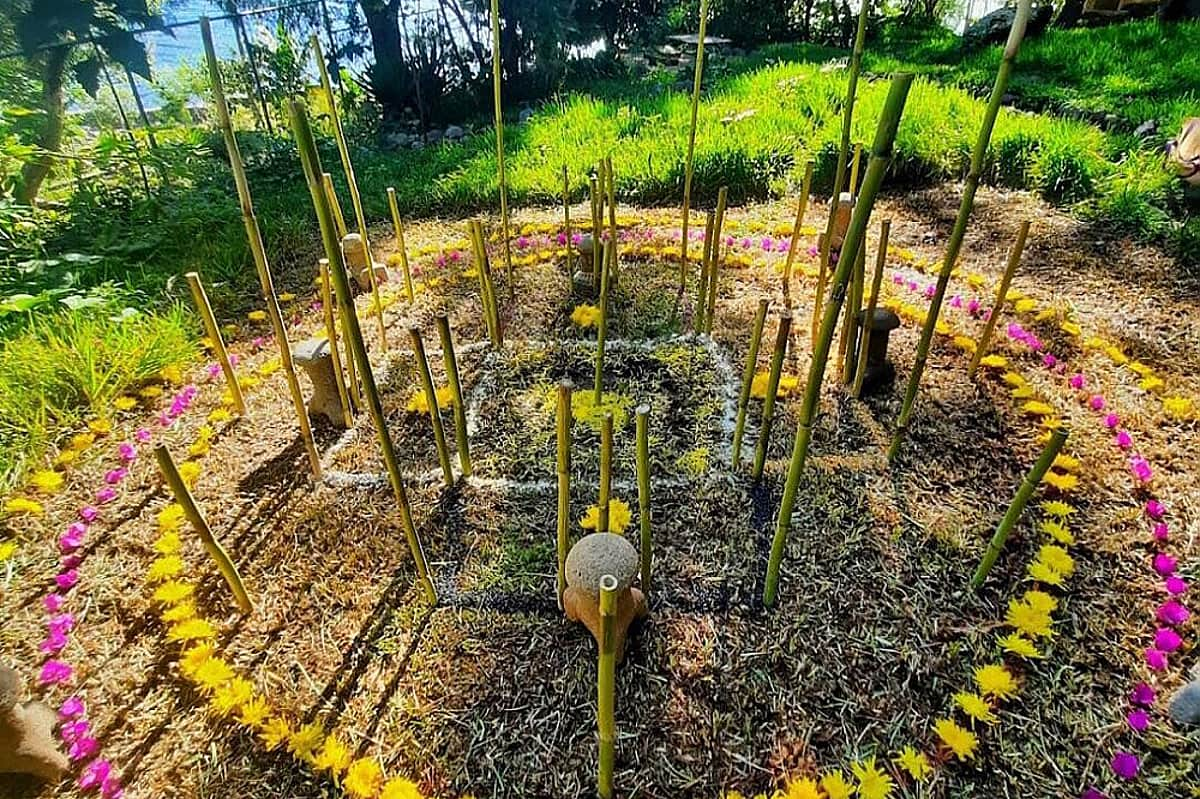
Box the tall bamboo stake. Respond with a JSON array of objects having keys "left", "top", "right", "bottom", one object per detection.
[
  {"left": 155, "top": 445, "right": 252, "bottom": 613},
  {"left": 477, "top": 222, "right": 503, "bottom": 346},
  {"left": 695, "top": 211, "right": 715, "bottom": 333},
  {"left": 840, "top": 245, "right": 866, "bottom": 384},
  {"left": 488, "top": 0, "right": 514, "bottom": 292},
  {"left": 470, "top": 220, "right": 501, "bottom": 346},
  {"left": 590, "top": 172, "right": 602, "bottom": 285},
  {"left": 556, "top": 380, "right": 572, "bottom": 609},
  {"left": 678, "top": 0, "right": 711, "bottom": 295},
  {"left": 704, "top": 185, "right": 727, "bottom": 335},
  {"left": 811, "top": 232, "right": 829, "bottom": 347},
  {"left": 594, "top": 242, "right": 612, "bottom": 404},
  {"left": 764, "top": 74, "right": 915, "bottom": 607},
  {"left": 324, "top": 175, "right": 362, "bottom": 410},
  {"left": 310, "top": 35, "right": 388, "bottom": 352},
  {"left": 732, "top": 299, "right": 769, "bottom": 467},
  {"left": 319, "top": 259, "right": 354, "bottom": 427},
  {"left": 597, "top": 573, "right": 618, "bottom": 799},
  {"left": 201, "top": 18, "right": 322, "bottom": 481},
  {"left": 605, "top": 156, "right": 618, "bottom": 279},
  {"left": 848, "top": 142, "right": 863, "bottom": 197},
  {"left": 889, "top": 0, "right": 1032, "bottom": 462},
  {"left": 781, "top": 161, "right": 814, "bottom": 304},
  {"left": 386, "top": 187, "right": 416, "bottom": 302},
  {"left": 971, "top": 426, "right": 1069, "bottom": 589},
  {"left": 185, "top": 272, "right": 245, "bottom": 415},
  {"left": 436, "top": 313, "right": 472, "bottom": 477},
  {"left": 322, "top": 173, "right": 348, "bottom": 238},
  {"left": 968, "top": 220, "right": 1031, "bottom": 377},
  {"left": 752, "top": 312, "right": 792, "bottom": 480},
  {"left": 635, "top": 404, "right": 651, "bottom": 596},
  {"left": 851, "top": 220, "right": 891, "bottom": 397},
  {"left": 562, "top": 165, "right": 573, "bottom": 273},
  {"left": 290, "top": 98, "right": 437, "bottom": 604},
  {"left": 599, "top": 411, "right": 613, "bottom": 532},
  {"left": 410, "top": 327, "right": 454, "bottom": 487}
]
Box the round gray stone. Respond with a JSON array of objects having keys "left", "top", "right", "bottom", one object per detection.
[
  {"left": 565, "top": 532, "right": 638, "bottom": 595},
  {"left": 1168, "top": 680, "right": 1200, "bottom": 726}
]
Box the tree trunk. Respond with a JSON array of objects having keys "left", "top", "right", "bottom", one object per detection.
[
  {"left": 360, "top": 0, "right": 408, "bottom": 115},
  {"left": 16, "top": 47, "right": 69, "bottom": 205}
]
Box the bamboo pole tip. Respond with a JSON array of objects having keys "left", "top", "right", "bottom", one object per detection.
[
  {"left": 636, "top": 404, "right": 650, "bottom": 416},
  {"left": 185, "top": 271, "right": 200, "bottom": 280}
]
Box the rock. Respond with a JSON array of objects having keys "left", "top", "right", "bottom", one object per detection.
[
  {"left": 444, "top": 125, "right": 465, "bottom": 141},
  {"left": 291, "top": 338, "right": 348, "bottom": 428},
  {"left": 385, "top": 131, "right": 411, "bottom": 149},
  {"left": 340, "top": 234, "right": 389, "bottom": 292},
  {"left": 577, "top": 233, "right": 596, "bottom": 257},
  {"left": 425, "top": 129, "right": 443, "bottom": 145},
  {"left": 518, "top": 108, "right": 535, "bottom": 124},
  {"left": 565, "top": 532, "right": 639, "bottom": 596},
  {"left": 1169, "top": 679, "right": 1200, "bottom": 725},
  {"left": 1134, "top": 119, "right": 1158, "bottom": 138},
  {"left": 963, "top": 3, "right": 1053, "bottom": 49},
  {"left": 0, "top": 664, "right": 69, "bottom": 781}
]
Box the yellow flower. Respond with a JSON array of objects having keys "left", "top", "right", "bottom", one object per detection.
[
  {"left": 154, "top": 531, "right": 183, "bottom": 554},
  {"left": 1139, "top": 375, "right": 1165, "bottom": 393},
  {"left": 974, "top": 664, "right": 1018, "bottom": 701},
  {"left": 248, "top": 310, "right": 268, "bottom": 322},
  {"left": 70, "top": 432, "right": 97, "bottom": 451},
  {"left": 782, "top": 778, "right": 821, "bottom": 799},
  {"left": 178, "top": 642, "right": 217, "bottom": 678},
  {"left": 819, "top": 770, "right": 854, "bottom": 799},
  {"left": 1013, "top": 298, "right": 1037, "bottom": 314},
  {"left": 168, "top": 617, "right": 218, "bottom": 642},
  {"left": 997, "top": 633, "right": 1042, "bottom": 659},
  {"left": 54, "top": 449, "right": 78, "bottom": 468},
  {"left": 260, "top": 716, "right": 293, "bottom": 750},
  {"left": 146, "top": 556, "right": 185, "bottom": 583},
  {"left": 1051, "top": 453, "right": 1080, "bottom": 473},
  {"left": 3, "top": 497, "right": 44, "bottom": 516},
  {"left": 278, "top": 292, "right": 297, "bottom": 303},
  {"left": 1041, "top": 470, "right": 1077, "bottom": 492},
  {"left": 380, "top": 777, "right": 424, "bottom": 799},
  {"left": 952, "top": 335, "right": 976, "bottom": 353},
  {"left": 178, "top": 461, "right": 202, "bottom": 488},
  {"left": 1041, "top": 500, "right": 1074, "bottom": 518},
  {"left": 159, "top": 364, "right": 183, "bottom": 384},
  {"left": 1001, "top": 371, "right": 1027, "bottom": 387},
  {"left": 1059, "top": 320, "right": 1081, "bottom": 337},
  {"left": 1006, "top": 597, "right": 1053, "bottom": 638},
  {"left": 313, "top": 735, "right": 352, "bottom": 776},
  {"left": 238, "top": 375, "right": 261, "bottom": 391},
  {"left": 1021, "top": 400, "right": 1055, "bottom": 417},
  {"left": 1163, "top": 396, "right": 1194, "bottom": 419},
  {"left": 191, "top": 656, "right": 234, "bottom": 692},
  {"left": 210, "top": 677, "right": 254, "bottom": 716},
  {"left": 345, "top": 758, "right": 385, "bottom": 798},
  {"left": 966, "top": 272, "right": 986, "bottom": 288},
  {"left": 1038, "top": 545, "right": 1074, "bottom": 577},
  {"left": 288, "top": 721, "right": 325, "bottom": 764},
  {"left": 1038, "top": 520, "right": 1073, "bottom": 545},
  {"left": 208, "top": 408, "right": 233, "bottom": 424},
  {"left": 1034, "top": 307, "right": 1058, "bottom": 323},
  {"left": 851, "top": 756, "right": 894, "bottom": 799},
  {"left": 238, "top": 696, "right": 273, "bottom": 729},
  {"left": 953, "top": 691, "right": 998, "bottom": 724},
  {"left": 88, "top": 418, "right": 112, "bottom": 436},
  {"left": 893, "top": 746, "right": 932, "bottom": 781},
  {"left": 152, "top": 579, "right": 195, "bottom": 605},
  {"left": 188, "top": 438, "right": 212, "bottom": 458},
  {"left": 1010, "top": 385, "right": 1035, "bottom": 399},
  {"left": 1026, "top": 560, "right": 1065, "bottom": 586},
  {"left": 405, "top": 386, "right": 455, "bottom": 415},
  {"left": 114, "top": 395, "right": 138, "bottom": 411},
  {"left": 158, "top": 503, "right": 186, "bottom": 531},
  {"left": 978, "top": 354, "right": 1007, "bottom": 369},
  {"left": 29, "top": 469, "right": 64, "bottom": 494},
  {"left": 258, "top": 359, "right": 281, "bottom": 377},
  {"left": 934, "top": 718, "right": 978, "bottom": 761},
  {"left": 570, "top": 304, "right": 602, "bottom": 328},
  {"left": 0, "top": 540, "right": 18, "bottom": 562},
  {"left": 1023, "top": 589, "right": 1059, "bottom": 614},
  {"left": 161, "top": 602, "right": 196, "bottom": 624},
  {"left": 579, "top": 498, "right": 632, "bottom": 534},
  {"left": 139, "top": 385, "right": 164, "bottom": 400},
  {"left": 1105, "top": 345, "right": 1128, "bottom": 365}
]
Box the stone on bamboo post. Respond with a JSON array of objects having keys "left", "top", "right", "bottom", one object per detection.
[
  {"left": 853, "top": 309, "right": 901, "bottom": 396},
  {"left": 0, "top": 664, "right": 68, "bottom": 781},
  {"left": 341, "top": 233, "right": 389, "bottom": 293},
  {"left": 563, "top": 533, "right": 648, "bottom": 663},
  {"left": 830, "top": 191, "right": 853, "bottom": 251},
  {"left": 291, "top": 337, "right": 348, "bottom": 427}
]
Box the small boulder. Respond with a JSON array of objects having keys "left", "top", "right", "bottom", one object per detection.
[
  {"left": 444, "top": 125, "right": 465, "bottom": 141},
  {"left": 1169, "top": 679, "right": 1200, "bottom": 726},
  {"left": 518, "top": 108, "right": 535, "bottom": 124},
  {"left": 0, "top": 664, "right": 69, "bottom": 781},
  {"left": 425, "top": 129, "right": 444, "bottom": 145},
  {"left": 565, "top": 532, "right": 639, "bottom": 596}
]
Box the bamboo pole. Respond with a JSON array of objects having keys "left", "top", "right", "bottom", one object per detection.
[
  {"left": 386, "top": 187, "right": 416, "bottom": 302},
  {"left": 635, "top": 404, "right": 651, "bottom": 596},
  {"left": 155, "top": 445, "right": 252, "bottom": 613},
  {"left": 605, "top": 157, "right": 618, "bottom": 281},
  {"left": 319, "top": 259, "right": 354, "bottom": 427},
  {"left": 410, "top": 327, "right": 454, "bottom": 487},
  {"left": 968, "top": 220, "right": 1031, "bottom": 377},
  {"left": 851, "top": 220, "right": 891, "bottom": 398},
  {"left": 556, "top": 380, "right": 572, "bottom": 609},
  {"left": 590, "top": 172, "right": 602, "bottom": 286},
  {"left": 310, "top": 35, "right": 388, "bottom": 353},
  {"left": 705, "top": 185, "right": 727, "bottom": 335},
  {"left": 478, "top": 222, "right": 503, "bottom": 347},
  {"left": 598, "top": 411, "right": 613, "bottom": 532},
  {"left": 290, "top": 98, "right": 437, "bottom": 604},
  {"left": 488, "top": 0, "right": 514, "bottom": 292},
  {"left": 436, "top": 313, "right": 472, "bottom": 477},
  {"left": 971, "top": 426, "right": 1069, "bottom": 589},
  {"left": 732, "top": 299, "right": 769, "bottom": 467},
  {"left": 468, "top": 220, "right": 493, "bottom": 343},
  {"left": 695, "top": 211, "right": 715, "bottom": 333},
  {"left": 752, "top": 312, "right": 792, "bottom": 480},
  {"left": 811, "top": 232, "right": 829, "bottom": 347},
  {"left": 597, "top": 573, "right": 618, "bottom": 799},
  {"left": 323, "top": 217, "right": 362, "bottom": 411},
  {"left": 201, "top": 18, "right": 322, "bottom": 481},
  {"left": 678, "top": 0, "right": 711, "bottom": 296},
  {"left": 562, "top": 165, "right": 573, "bottom": 274},
  {"left": 323, "top": 173, "right": 348, "bottom": 238},
  {"left": 185, "top": 272, "right": 245, "bottom": 415},
  {"left": 848, "top": 142, "right": 863, "bottom": 197},
  {"left": 781, "top": 161, "right": 814, "bottom": 304},
  {"left": 764, "top": 74, "right": 915, "bottom": 607},
  {"left": 594, "top": 242, "right": 612, "bottom": 404},
  {"left": 839, "top": 244, "right": 866, "bottom": 384},
  {"left": 889, "top": 0, "right": 1032, "bottom": 462}
]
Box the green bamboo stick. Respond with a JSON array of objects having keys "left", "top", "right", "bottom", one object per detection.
[
  {"left": 478, "top": 222, "right": 503, "bottom": 346},
  {"left": 562, "top": 165, "right": 573, "bottom": 273},
  {"left": 598, "top": 411, "right": 613, "bottom": 533},
  {"left": 752, "top": 311, "right": 792, "bottom": 480},
  {"left": 310, "top": 35, "right": 388, "bottom": 352},
  {"left": 597, "top": 572, "right": 618, "bottom": 799},
  {"left": 322, "top": 173, "right": 348, "bottom": 239},
  {"left": 635, "top": 404, "right": 651, "bottom": 596},
  {"left": 605, "top": 156, "right": 618, "bottom": 280},
  {"left": 324, "top": 172, "right": 362, "bottom": 412},
  {"left": 781, "top": 161, "right": 814, "bottom": 304},
  {"left": 889, "top": 0, "right": 1032, "bottom": 462},
  {"left": 155, "top": 445, "right": 252, "bottom": 613},
  {"left": 436, "top": 313, "right": 472, "bottom": 477},
  {"left": 410, "top": 327, "right": 454, "bottom": 487},
  {"left": 811, "top": 232, "right": 829, "bottom": 347},
  {"left": 556, "top": 380, "right": 572, "bottom": 609},
  {"left": 590, "top": 172, "right": 602, "bottom": 285},
  {"left": 695, "top": 211, "right": 715, "bottom": 333},
  {"left": 705, "top": 185, "right": 727, "bottom": 335},
  {"left": 488, "top": 0, "right": 513, "bottom": 291},
  {"left": 840, "top": 244, "right": 866, "bottom": 384},
  {"left": 678, "top": 0, "right": 710, "bottom": 294},
  {"left": 851, "top": 219, "right": 891, "bottom": 398},
  {"left": 594, "top": 242, "right": 612, "bottom": 404},
  {"left": 185, "top": 272, "right": 245, "bottom": 415},
  {"left": 968, "top": 220, "right": 1031, "bottom": 377},
  {"left": 386, "top": 187, "right": 416, "bottom": 303},
  {"left": 732, "top": 299, "right": 769, "bottom": 467},
  {"left": 764, "top": 73, "right": 915, "bottom": 607},
  {"left": 201, "top": 18, "right": 322, "bottom": 481},
  {"left": 318, "top": 259, "right": 354, "bottom": 428},
  {"left": 290, "top": 98, "right": 437, "bottom": 604},
  {"left": 848, "top": 142, "right": 863, "bottom": 197},
  {"left": 971, "top": 426, "right": 1069, "bottom": 589}
]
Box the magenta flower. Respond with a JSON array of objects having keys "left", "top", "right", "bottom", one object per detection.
[
  {"left": 435, "top": 254, "right": 447, "bottom": 267},
  {"left": 1082, "top": 789, "right": 1107, "bottom": 799},
  {"left": 68, "top": 735, "right": 99, "bottom": 761},
  {"left": 252, "top": 336, "right": 266, "bottom": 351},
  {"left": 1069, "top": 373, "right": 1086, "bottom": 390},
  {"left": 1127, "top": 710, "right": 1150, "bottom": 732},
  {"left": 968, "top": 299, "right": 982, "bottom": 315},
  {"left": 1145, "top": 647, "right": 1168, "bottom": 670},
  {"left": 157, "top": 412, "right": 173, "bottom": 428},
  {"left": 60, "top": 526, "right": 85, "bottom": 553},
  {"left": 1043, "top": 353, "right": 1058, "bottom": 368},
  {"left": 1006, "top": 322, "right": 1023, "bottom": 339},
  {"left": 724, "top": 235, "right": 734, "bottom": 247},
  {"left": 1131, "top": 683, "right": 1156, "bottom": 706},
  {"left": 515, "top": 236, "right": 530, "bottom": 249},
  {"left": 61, "top": 718, "right": 89, "bottom": 743},
  {"left": 924, "top": 284, "right": 936, "bottom": 299},
  {"left": 740, "top": 237, "right": 752, "bottom": 249},
  {"left": 48, "top": 613, "right": 75, "bottom": 635},
  {"left": 79, "top": 506, "right": 98, "bottom": 523},
  {"left": 449, "top": 249, "right": 462, "bottom": 262},
  {"left": 1090, "top": 395, "right": 1106, "bottom": 411},
  {"left": 39, "top": 660, "right": 73, "bottom": 685},
  {"left": 95, "top": 487, "right": 117, "bottom": 504},
  {"left": 117, "top": 442, "right": 136, "bottom": 462},
  {"left": 104, "top": 468, "right": 127, "bottom": 485},
  {"left": 135, "top": 428, "right": 151, "bottom": 444},
  {"left": 1166, "top": 576, "right": 1188, "bottom": 595},
  {"left": 1153, "top": 522, "right": 1170, "bottom": 542},
  {"left": 1115, "top": 430, "right": 1133, "bottom": 450},
  {"left": 761, "top": 237, "right": 774, "bottom": 251},
  {"left": 807, "top": 245, "right": 818, "bottom": 257},
  {"left": 1027, "top": 335, "right": 1043, "bottom": 351},
  {"left": 1103, "top": 413, "right": 1119, "bottom": 430},
  {"left": 1146, "top": 499, "right": 1166, "bottom": 519},
  {"left": 39, "top": 630, "right": 68, "bottom": 654},
  {"left": 44, "top": 594, "right": 64, "bottom": 613},
  {"left": 1152, "top": 553, "right": 1176, "bottom": 576},
  {"left": 101, "top": 776, "right": 123, "bottom": 799},
  {"left": 61, "top": 554, "right": 81, "bottom": 570},
  {"left": 1111, "top": 752, "right": 1140, "bottom": 780},
  {"left": 228, "top": 354, "right": 240, "bottom": 367},
  {"left": 907, "top": 279, "right": 918, "bottom": 292},
  {"left": 205, "top": 363, "right": 221, "bottom": 380},
  {"left": 55, "top": 570, "right": 79, "bottom": 591},
  {"left": 1154, "top": 627, "right": 1183, "bottom": 652},
  {"left": 79, "top": 758, "right": 111, "bottom": 790},
  {"left": 59, "top": 696, "right": 85, "bottom": 718}
]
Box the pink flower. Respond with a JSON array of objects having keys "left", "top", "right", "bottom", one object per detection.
[
  {"left": 907, "top": 280, "right": 918, "bottom": 292},
  {"left": 806, "top": 245, "right": 818, "bottom": 257},
  {"left": 95, "top": 487, "right": 116, "bottom": 504},
  {"left": 761, "top": 237, "right": 774, "bottom": 251},
  {"left": 39, "top": 630, "right": 68, "bottom": 654},
  {"left": 61, "top": 718, "right": 89, "bottom": 742},
  {"left": 59, "top": 696, "right": 85, "bottom": 718},
  {"left": 449, "top": 249, "right": 462, "bottom": 262},
  {"left": 924, "top": 284, "right": 936, "bottom": 298},
  {"left": 1166, "top": 576, "right": 1188, "bottom": 595},
  {"left": 44, "top": 594, "right": 64, "bottom": 613},
  {"left": 104, "top": 468, "right": 127, "bottom": 485},
  {"left": 948, "top": 292, "right": 960, "bottom": 306},
  {"left": 60, "top": 526, "right": 85, "bottom": 553},
  {"left": 205, "top": 363, "right": 221, "bottom": 380},
  {"left": 1127, "top": 710, "right": 1150, "bottom": 732},
  {"left": 135, "top": 428, "right": 152, "bottom": 444},
  {"left": 741, "top": 237, "right": 752, "bottom": 249},
  {"left": 1153, "top": 521, "right": 1169, "bottom": 542},
  {"left": 39, "top": 660, "right": 73, "bottom": 685},
  {"left": 981, "top": 308, "right": 992, "bottom": 322},
  {"left": 79, "top": 758, "right": 111, "bottom": 790},
  {"left": 1006, "top": 322, "right": 1024, "bottom": 340},
  {"left": 1090, "top": 395, "right": 1106, "bottom": 411},
  {"left": 1069, "top": 373, "right": 1086, "bottom": 390},
  {"left": 102, "top": 776, "right": 124, "bottom": 799},
  {"left": 1103, "top": 414, "right": 1119, "bottom": 430},
  {"left": 1146, "top": 499, "right": 1165, "bottom": 520},
  {"left": 79, "top": 506, "right": 98, "bottom": 523},
  {"left": 55, "top": 570, "right": 79, "bottom": 591},
  {"left": 967, "top": 299, "right": 981, "bottom": 315},
  {"left": 61, "top": 554, "right": 81, "bottom": 570},
  {"left": 1131, "top": 683, "right": 1156, "bottom": 706},
  {"left": 1111, "top": 751, "right": 1140, "bottom": 780},
  {"left": 1145, "top": 647, "right": 1168, "bottom": 670},
  {"left": 118, "top": 442, "right": 136, "bottom": 462},
  {"left": 1115, "top": 430, "right": 1133, "bottom": 450},
  {"left": 1027, "top": 335, "right": 1043, "bottom": 351},
  {"left": 68, "top": 735, "right": 99, "bottom": 761},
  {"left": 48, "top": 613, "right": 75, "bottom": 636},
  {"left": 252, "top": 337, "right": 266, "bottom": 351},
  {"left": 1082, "top": 789, "right": 1107, "bottom": 799},
  {"left": 228, "top": 354, "right": 240, "bottom": 367},
  {"left": 1154, "top": 627, "right": 1182, "bottom": 652},
  {"left": 1152, "top": 553, "right": 1176, "bottom": 577},
  {"left": 1043, "top": 353, "right": 1057, "bottom": 368}
]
